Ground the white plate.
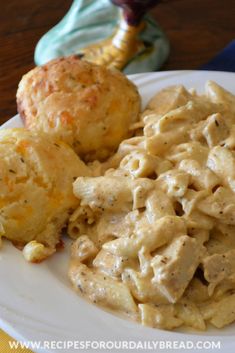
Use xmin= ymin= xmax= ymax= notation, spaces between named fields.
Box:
xmin=1 ymin=70 xmax=235 ymax=353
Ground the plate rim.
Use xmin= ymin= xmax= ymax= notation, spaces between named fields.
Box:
xmin=1 ymin=69 xmax=235 ymax=353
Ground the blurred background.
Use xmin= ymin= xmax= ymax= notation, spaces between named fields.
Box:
xmin=0 ymin=0 xmax=234 ymax=122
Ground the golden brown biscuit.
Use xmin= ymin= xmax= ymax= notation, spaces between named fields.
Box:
xmin=0 ymin=128 xmax=90 ymax=262
xmin=17 ymin=56 xmax=141 ymax=161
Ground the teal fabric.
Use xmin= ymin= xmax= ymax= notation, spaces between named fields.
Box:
xmin=35 ymin=0 xmax=169 ymax=74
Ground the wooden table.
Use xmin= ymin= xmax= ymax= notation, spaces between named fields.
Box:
xmin=0 ymin=0 xmax=234 ymax=125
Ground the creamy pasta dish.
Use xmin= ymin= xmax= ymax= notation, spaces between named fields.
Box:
xmin=68 ymin=81 xmax=235 ymax=331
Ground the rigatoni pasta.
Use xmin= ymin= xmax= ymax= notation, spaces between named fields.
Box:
xmin=68 ymin=81 xmax=235 ymax=331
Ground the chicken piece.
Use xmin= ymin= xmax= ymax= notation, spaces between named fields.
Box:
xmin=151 ymin=235 xmax=206 ymax=303
xmin=156 ymin=169 xmax=189 ymax=197
xmin=178 ymin=159 xmax=220 ymax=191
xmin=202 ymin=249 xmax=235 ymax=295
xmin=71 ymin=235 xmax=98 ymax=262
xmin=202 ymin=113 xmax=229 ymax=147
xmin=122 ymin=268 xmax=169 ymax=304
xmin=143 ymin=85 xmax=192 ymax=119
xmin=207 ymin=146 xmax=235 ymax=192
xmin=93 ymin=249 xmax=127 ymax=277
xmin=197 ymin=187 xmax=235 ymax=225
